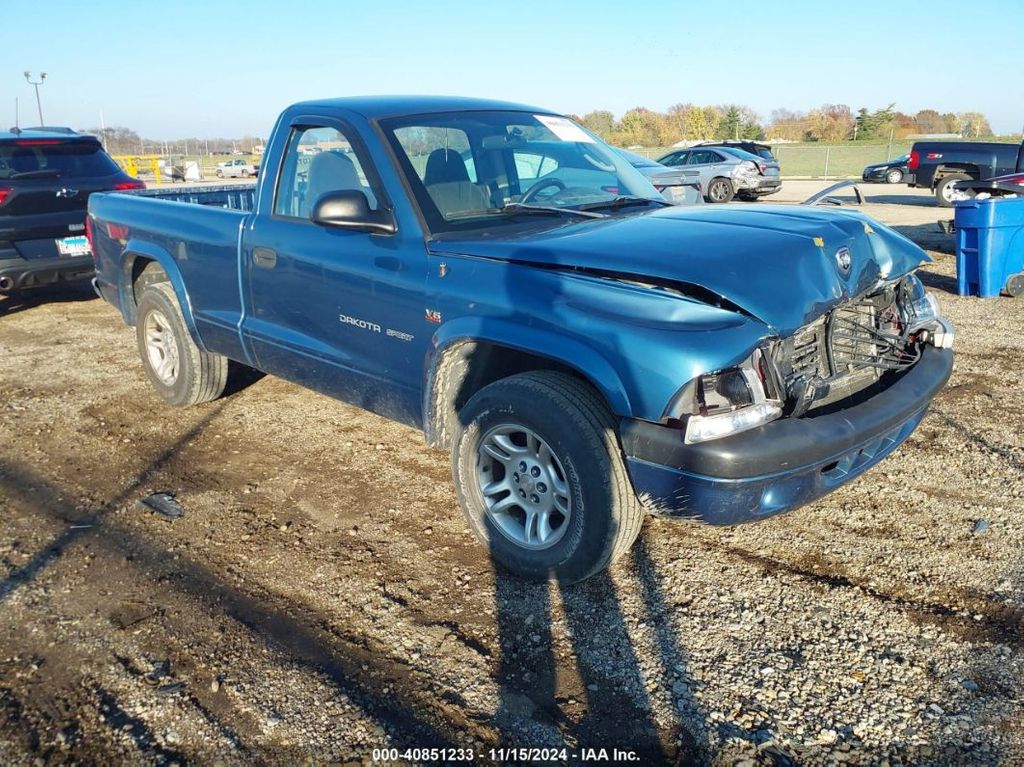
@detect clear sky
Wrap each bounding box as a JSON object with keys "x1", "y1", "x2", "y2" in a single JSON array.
[{"x1": 2, "y1": 0, "x2": 1021, "y2": 139}]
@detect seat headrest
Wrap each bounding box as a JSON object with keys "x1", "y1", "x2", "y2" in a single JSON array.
[{"x1": 424, "y1": 148, "x2": 469, "y2": 186}]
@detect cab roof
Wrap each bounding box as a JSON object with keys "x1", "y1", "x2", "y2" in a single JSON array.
[
  {"x1": 288, "y1": 95, "x2": 554, "y2": 120},
  {"x1": 0, "y1": 126, "x2": 98, "y2": 142}
]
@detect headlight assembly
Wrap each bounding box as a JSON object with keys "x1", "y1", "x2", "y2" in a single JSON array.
[{"x1": 675, "y1": 348, "x2": 785, "y2": 445}]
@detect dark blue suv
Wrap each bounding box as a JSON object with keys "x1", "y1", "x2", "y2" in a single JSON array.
[{"x1": 0, "y1": 128, "x2": 142, "y2": 294}]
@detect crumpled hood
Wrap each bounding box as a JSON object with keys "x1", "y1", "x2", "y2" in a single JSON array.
[{"x1": 430, "y1": 204, "x2": 929, "y2": 336}]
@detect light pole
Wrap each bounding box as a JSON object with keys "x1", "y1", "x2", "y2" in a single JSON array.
[{"x1": 23, "y1": 71, "x2": 47, "y2": 125}]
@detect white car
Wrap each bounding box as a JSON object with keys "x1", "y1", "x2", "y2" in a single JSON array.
[{"x1": 216, "y1": 158, "x2": 258, "y2": 178}]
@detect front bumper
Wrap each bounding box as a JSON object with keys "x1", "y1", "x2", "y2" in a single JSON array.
[
  {"x1": 619, "y1": 346, "x2": 953, "y2": 525},
  {"x1": 0, "y1": 254, "x2": 95, "y2": 292}
]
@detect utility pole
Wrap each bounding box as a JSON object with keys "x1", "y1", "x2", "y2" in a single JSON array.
[{"x1": 23, "y1": 71, "x2": 47, "y2": 125}]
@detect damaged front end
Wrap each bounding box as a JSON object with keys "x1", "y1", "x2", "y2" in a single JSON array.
[
  {"x1": 772, "y1": 273, "x2": 954, "y2": 417},
  {"x1": 665, "y1": 273, "x2": 952, "y2": 445},
  {"x1": 622, "y1": 271, "x2": 954, "y2": 524}
]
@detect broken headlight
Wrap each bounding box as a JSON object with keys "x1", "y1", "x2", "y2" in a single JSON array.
[
  {"x1": 679, "y1": 349, "x2": 784, "y2": 444},
  {"x1": 900, "y1": 273, "x2": 954, "y2": 349}
]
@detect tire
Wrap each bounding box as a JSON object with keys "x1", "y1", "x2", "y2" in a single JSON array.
[
  {"x1": 706, "y1": 177, "x2": 734, "y2": 204},
  {"x1": 451, "y1": 371, "x2": 644, "y2": 583},
  {"x1": 241, "y1": 169, "x2": 250, "y2": 178},
  {"x1": 886, "y1": 168, "x2": 904, "y2": 184},
  {"x1": 1005, "y1": 273, "x2": 1024, "y2": 298},
  {"x1": 135, "y1": 279, "x2": 228, "y2": 407},
  {"x1": 935, "y1": 173, "x2": 970, "y2": 207},
  {"x1": 216, "y1": 169, "x2": 223, "y2": 178}
]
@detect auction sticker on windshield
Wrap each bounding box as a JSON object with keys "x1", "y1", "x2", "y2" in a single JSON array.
[
  {"x1": 56, "y1": 235, "x2": 91, "y2": 257},
  {"x1": 535, "y1": 115, "x2": 594, "y2": 143}
]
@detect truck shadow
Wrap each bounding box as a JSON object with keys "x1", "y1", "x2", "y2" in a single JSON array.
[
  {"x1": 915, "y1": 269, "x2": 959, "y2": 295},
  {"x1": 890, "y1": 223, "x2": 955, "y2": 255},
  {"x1": 490, "y1": 537, "x2": 701, "y2": 764},
  {"x1": 0, "y1": 453, "x2": 463, "y2": 756},
  {"x1": 0, "y1": 281, "x2": 97, "y2": 319},
  {"x1": 862, "y1": 193, "x2": 938, "y2": 208}
]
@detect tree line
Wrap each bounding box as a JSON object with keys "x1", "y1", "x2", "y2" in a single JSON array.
[
  {"x1": 80, "y1": 126, "x2": 265, "y2": 157},
  {"x1": 83, "y1": 103, "x2": 996, "y2": 156},
  {"x1": 570, "y1": 104, "x2": 995, "y2": 147}
]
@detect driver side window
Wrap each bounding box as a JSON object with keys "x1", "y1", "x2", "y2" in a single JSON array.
[
  {"x1": 513, "y1": 151, "x2": 560, "y2": 184},
  {"x1": 274, "y1": 125, "x2": 378, "y2": 218}
]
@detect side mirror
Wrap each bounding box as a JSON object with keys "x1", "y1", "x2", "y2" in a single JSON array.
[{"x1": 311, "y1": 190, "x2": 396, "y2": 234}]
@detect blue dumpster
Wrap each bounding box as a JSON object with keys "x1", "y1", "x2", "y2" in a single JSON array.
[{"x1": 954, "y1": 196, "x2": 1024, "y2": 297}]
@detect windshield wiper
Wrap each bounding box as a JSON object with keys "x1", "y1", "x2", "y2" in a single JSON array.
[
  {"x1": 10, "y1": 169, "x2": 61, "y2": 180},
  {"x1": 491, "y1": 202, "x2": 607, "y2": 219},
  {"x1": 579, "y1": 195, "x2": 671, "y2": 212}
]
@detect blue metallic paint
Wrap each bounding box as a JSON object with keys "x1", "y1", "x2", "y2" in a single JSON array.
[{"x1": 87, "y1": 96, "x2": 951, "y2": 526}]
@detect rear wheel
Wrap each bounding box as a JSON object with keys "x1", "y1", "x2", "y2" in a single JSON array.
[
  {"x1": 886, "y1": 168, "x2": 904, "y2": 184},
  {"x1": 241, "y1": 169, "x2": 250, "y2": 178},
  {"x1": 452, "y1": 371, "x2": 644, "y2": 583},
  {"x1": 936, "y1": 173, "x2": 970, "y2": 207},
  {"x1": 706, "y1": 177, "x2": 734, "y2": 204},
  {"x1": 135, "y1": 279, "x2": 228, "y2": 406},
  {"x1": 215, "y1": 169, "x2": 223, "y2": 178}
]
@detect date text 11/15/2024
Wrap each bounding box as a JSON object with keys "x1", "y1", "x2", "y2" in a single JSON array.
[{"x1": 371, "y1": 746, "x2": 641, "y2": 762}]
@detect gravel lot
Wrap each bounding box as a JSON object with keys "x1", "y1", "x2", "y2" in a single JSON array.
[{"x1": 1, "y1": 182, "x2": 1021, "y2": 765}]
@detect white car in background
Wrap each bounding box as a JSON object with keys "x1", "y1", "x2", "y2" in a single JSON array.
[{"x1": 216, "y1": 158, "x2": 258, "y2": 178}]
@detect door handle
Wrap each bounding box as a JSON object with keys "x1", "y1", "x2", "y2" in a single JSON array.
[{"x1": 252, "y1": 247, "x2": 277, "y2": 269}]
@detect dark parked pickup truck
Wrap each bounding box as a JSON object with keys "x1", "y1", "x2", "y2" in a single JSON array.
[
  {"x1": 88, "y1": 96, "x2": 954, "y2": 582},
  {"x1": 909, "y1": 138, "x2": 1024, "y2": 207}
]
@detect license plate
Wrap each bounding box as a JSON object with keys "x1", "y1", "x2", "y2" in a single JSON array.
[{"x1": 56, "y1": 235, "x2": 91, "y2": 257}]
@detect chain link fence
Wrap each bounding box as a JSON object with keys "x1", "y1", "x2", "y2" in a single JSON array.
[{"x1": 633, "y1": 142, "x2": 915, "y2": 179}]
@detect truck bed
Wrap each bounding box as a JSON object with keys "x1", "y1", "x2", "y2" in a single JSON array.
[
  {"x1": 132, "y1": 183, "x2": 256, "y2": 210},
  {"x1": 89, "y1": 184, "x2": 253, "y2": 361}
]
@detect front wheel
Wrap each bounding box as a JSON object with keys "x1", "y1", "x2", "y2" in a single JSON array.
[
  {"x1": 936, "y1": 173, "x2": 970, "y2": 207},
  {"x1": 452, "y1": 371, "x2": 644, "y2": 583},
  {"x1": 135, "y1": 281, "x2": 228, "y2": 406},
  {"x1": 706, "y1": 177, "x2": 735, "y2": 204},
  {"x1": 886, "y1": 168, "x2": 904, "y2": 184}
]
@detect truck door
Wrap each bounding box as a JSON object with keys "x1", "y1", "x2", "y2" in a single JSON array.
[{"x1": 241, "y1": 118, "x2": 427, "y2": 426}]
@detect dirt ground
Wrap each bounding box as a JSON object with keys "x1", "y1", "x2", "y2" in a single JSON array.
[{"x1": 1, "y1": 183, "x2": 1021, "y2": 766}]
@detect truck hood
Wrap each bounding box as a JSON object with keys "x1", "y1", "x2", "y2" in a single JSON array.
[{"x1": 429, "y1": 204, "x2": 929, "y2": 336}]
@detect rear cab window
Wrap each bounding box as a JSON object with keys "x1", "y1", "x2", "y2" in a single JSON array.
[{"x1": 273, "y1": 125, "x2": 379, "y2": 218}]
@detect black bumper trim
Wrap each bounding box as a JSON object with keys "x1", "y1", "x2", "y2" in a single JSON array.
[
  {"x1": 619, "y1": 347, "x2": 953, "y2": 480},
  {"x1": 0, "y1": 255, "x2": 94, "y2": 291}
]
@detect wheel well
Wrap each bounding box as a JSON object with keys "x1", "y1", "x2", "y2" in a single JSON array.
[
  {"x1": 933, "y1": 166, "x2": 979, "y2": 186},
  {"x1": 126, "y1": 257, "x2": 168, "y2": 324},
  {"x1": 426, "y1": 340, "x2": 599, "y2": 449}
]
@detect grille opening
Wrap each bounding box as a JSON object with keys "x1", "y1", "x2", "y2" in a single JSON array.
[{"x1": 777, "y1": 285, "x2": 921, "y2": 413}]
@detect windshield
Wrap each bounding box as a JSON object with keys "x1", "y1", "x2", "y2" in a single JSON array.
[
  {"x1": 0, "y1": 140, "x2": 121, "y2": 181},
  {"x1": 381, "y1": 111, "x2": 663, "y2": 233}
]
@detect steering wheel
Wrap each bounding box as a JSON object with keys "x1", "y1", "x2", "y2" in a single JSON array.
[{"x1": 521, "y1": 178, "x2": 566, "y2": 204}]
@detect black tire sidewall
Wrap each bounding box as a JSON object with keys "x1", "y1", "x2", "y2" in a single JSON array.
[
  {"x1": 135, "y1": 284, "x2": 194, "y2": 406},
  {"x1": 453, "y1": 382, "x2": 617, "y2": 582},
  {"x1": 936, "y1": 174, "x2": 969, "y2": 207},
  {"x1": 708, "y1": 178, "x2": 734, "y2": 203}
]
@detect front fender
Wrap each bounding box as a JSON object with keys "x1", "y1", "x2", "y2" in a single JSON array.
[
  {"x1": 119, "y1": 239, "x2": 205, "y2": 349},
  {"x1": 423, "y1": 317, "x2": 632, "y2": 446}
]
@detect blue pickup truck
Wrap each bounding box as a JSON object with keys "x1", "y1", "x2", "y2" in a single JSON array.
[{"x1": 88, "y1": 96, "x2": 954, "y2": 582}]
